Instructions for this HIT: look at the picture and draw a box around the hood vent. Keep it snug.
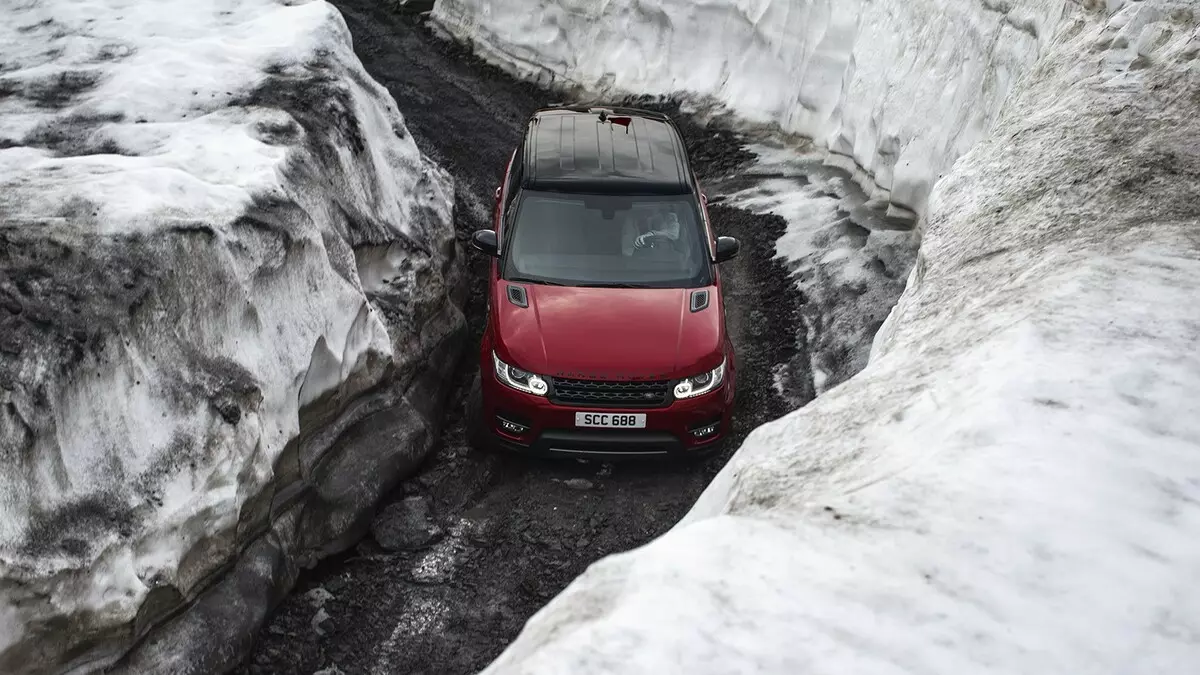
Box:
[690,289,710,313]
[507,284,529,308]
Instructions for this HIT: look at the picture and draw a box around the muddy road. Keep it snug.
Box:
[239,4,809,673]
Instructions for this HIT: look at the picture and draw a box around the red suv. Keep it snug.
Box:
[467,106,740,458]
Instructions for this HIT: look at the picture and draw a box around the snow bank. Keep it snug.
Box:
[477,2,1200,673]
[0,1,462,672]
[712,145,918,395]
[432,0,1073,222]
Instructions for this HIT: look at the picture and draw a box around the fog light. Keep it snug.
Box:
[496,416,529,435]
[691,422,720,438]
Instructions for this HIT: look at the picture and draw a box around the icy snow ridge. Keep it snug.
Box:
[0,1,461,672]
[476,2,1200,674]
[432,0,1072,221]
[711,144,918,394]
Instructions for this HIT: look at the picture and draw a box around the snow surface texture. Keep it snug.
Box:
[432,0,1073,222]
[709,145,918,395]
[477,2,1200,674]
[0,1,462,672]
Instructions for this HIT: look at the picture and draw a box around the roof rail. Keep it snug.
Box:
[531,104,671,121]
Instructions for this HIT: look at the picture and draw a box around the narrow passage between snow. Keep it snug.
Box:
[240,4,910,673]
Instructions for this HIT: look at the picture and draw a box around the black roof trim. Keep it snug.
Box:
[521,106,695,195]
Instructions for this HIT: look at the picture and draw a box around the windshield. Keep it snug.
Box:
[502,191,712,288]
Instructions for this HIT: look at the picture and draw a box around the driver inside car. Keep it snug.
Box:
[621,210,682,256]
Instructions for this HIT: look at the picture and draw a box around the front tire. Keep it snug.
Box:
[464,371,487,452]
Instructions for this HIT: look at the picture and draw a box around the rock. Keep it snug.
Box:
[305,587,335,607]
[324,576,349,595]
[371,496,445,551]
[311,608,332,637]
[562,478,593,490]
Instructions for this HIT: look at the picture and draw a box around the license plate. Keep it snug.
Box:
[575,412,646,429]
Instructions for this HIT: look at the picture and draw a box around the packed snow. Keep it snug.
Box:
[432,0,1072,222]
[0,0,459,672]
[708,143,917,393]
[459,1,1200,673]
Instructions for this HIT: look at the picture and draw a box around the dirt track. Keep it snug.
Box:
[238,4,809,673]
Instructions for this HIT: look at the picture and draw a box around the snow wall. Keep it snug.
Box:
[431,0,1074,224]
[0,1,464,673]
[436,0,1200,672]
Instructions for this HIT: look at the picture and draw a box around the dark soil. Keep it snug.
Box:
[237,4,809,674]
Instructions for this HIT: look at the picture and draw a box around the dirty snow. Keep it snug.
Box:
[710,143,917,392]
[432,0,1072,221]
[472,1,1200,673]
[0,0,456,671]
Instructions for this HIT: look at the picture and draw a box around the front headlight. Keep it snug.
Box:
[493,351,548,396]
[674,358,726,399]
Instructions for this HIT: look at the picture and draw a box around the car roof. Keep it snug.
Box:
[520,106,695,195]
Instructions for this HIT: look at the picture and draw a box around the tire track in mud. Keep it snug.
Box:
[238,6,809,674]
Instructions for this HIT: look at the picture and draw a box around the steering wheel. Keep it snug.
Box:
[634,231,675,251]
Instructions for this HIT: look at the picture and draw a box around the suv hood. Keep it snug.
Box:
[495,284,723,380]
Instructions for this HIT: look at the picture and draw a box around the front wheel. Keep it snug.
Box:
[463,371,487,452]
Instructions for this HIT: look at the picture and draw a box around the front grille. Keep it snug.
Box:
[551,377,671,407]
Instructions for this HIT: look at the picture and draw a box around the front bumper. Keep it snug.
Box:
[480,368,736,459]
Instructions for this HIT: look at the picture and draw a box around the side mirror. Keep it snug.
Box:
[471,229,499,257]
[494,186,502,202]
[700,192,708,206]
[714,236,740,263]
